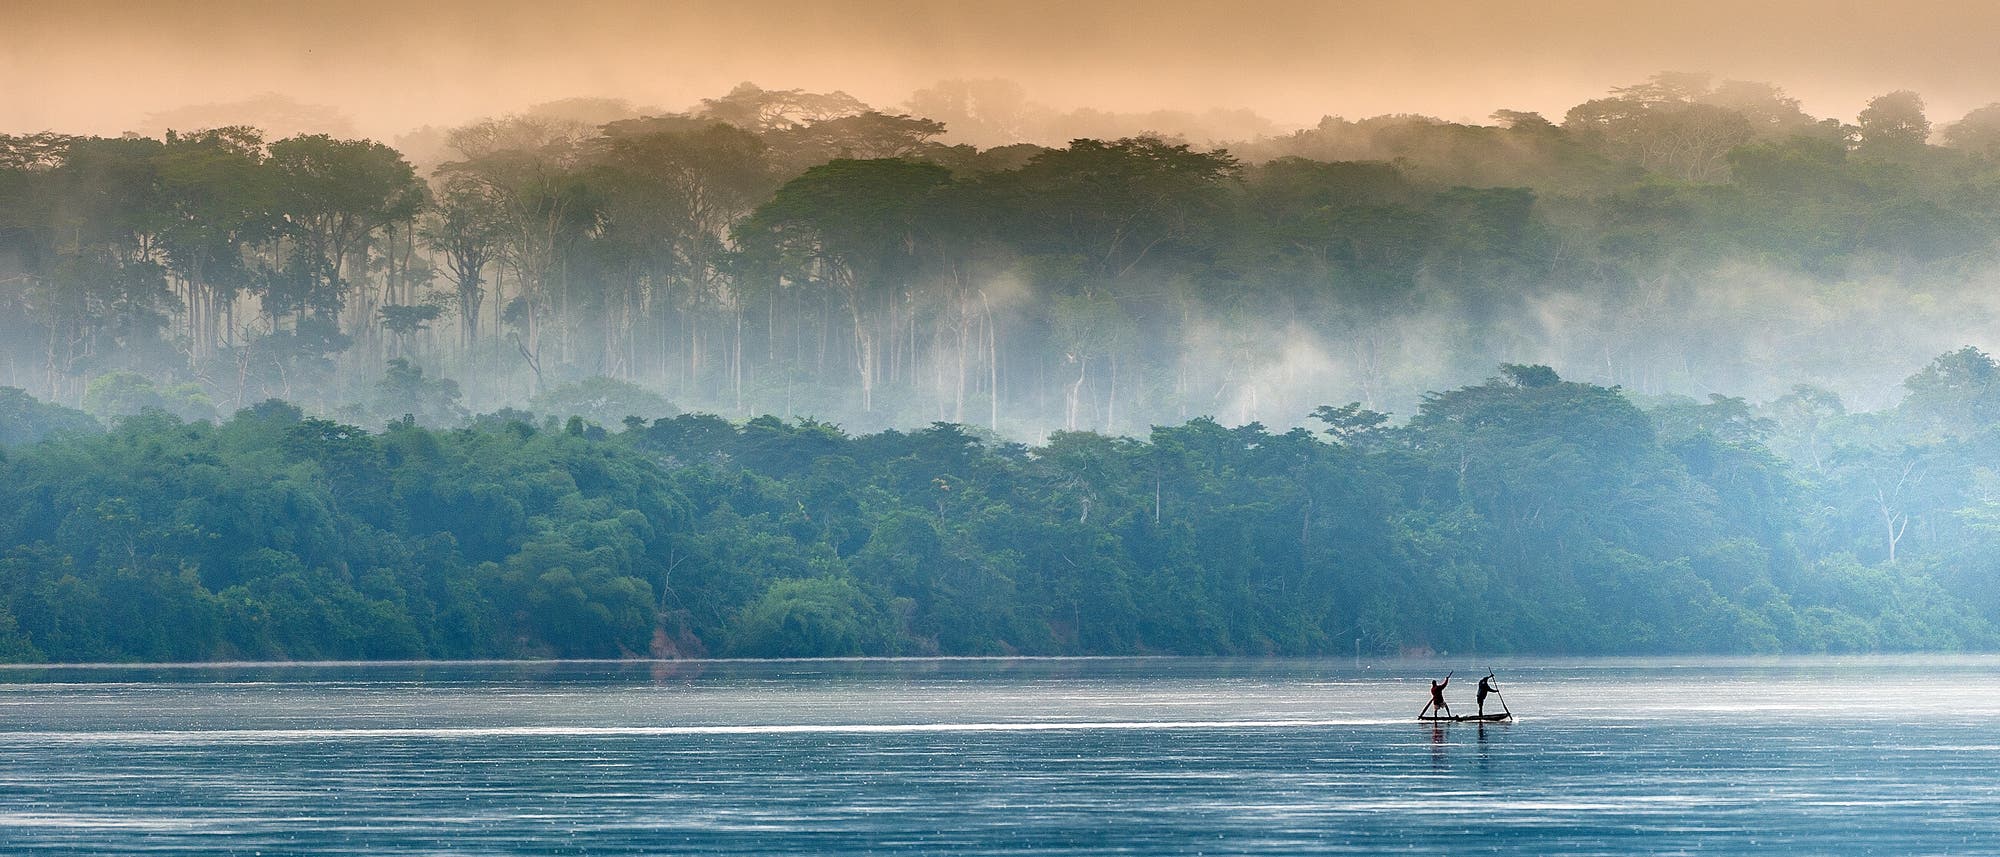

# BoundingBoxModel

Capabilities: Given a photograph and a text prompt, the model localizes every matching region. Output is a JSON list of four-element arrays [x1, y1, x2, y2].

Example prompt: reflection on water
[[0, 656, 1994, 855]]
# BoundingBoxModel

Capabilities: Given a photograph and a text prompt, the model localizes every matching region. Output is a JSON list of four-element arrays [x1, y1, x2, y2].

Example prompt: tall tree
[[1856, 90, 1931, 154], [736, 158, 953, 413]]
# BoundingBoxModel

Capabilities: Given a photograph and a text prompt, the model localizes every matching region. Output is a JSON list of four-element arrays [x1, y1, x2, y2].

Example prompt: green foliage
[[13, 77, 2000, 439], [82, 372, 217, 424], [1899, 347, 2000, 439], [370, 359, 466, 428], [528, 377, 677, 429], [21, 75, 2000, 659], [727, 577, 900, 657], [0, 387, 99, 446], [2, 354, 1995, 663], [0, 396, 678, 661], [1857, 91, 1931, 154]]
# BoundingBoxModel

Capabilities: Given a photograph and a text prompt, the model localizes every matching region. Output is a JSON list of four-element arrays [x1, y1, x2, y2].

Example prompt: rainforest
[[7, 75, 2000, 659]]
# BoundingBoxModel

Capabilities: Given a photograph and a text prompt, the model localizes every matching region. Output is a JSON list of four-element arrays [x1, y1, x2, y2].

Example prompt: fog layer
[[9, 74, 2000, 439]]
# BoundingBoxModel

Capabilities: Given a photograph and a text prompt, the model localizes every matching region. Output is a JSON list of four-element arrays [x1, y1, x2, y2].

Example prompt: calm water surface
[[0, 656, 1993, 854]]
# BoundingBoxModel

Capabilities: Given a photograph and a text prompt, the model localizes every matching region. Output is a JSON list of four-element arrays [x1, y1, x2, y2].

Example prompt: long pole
[[1485, 667, 1510, 717]]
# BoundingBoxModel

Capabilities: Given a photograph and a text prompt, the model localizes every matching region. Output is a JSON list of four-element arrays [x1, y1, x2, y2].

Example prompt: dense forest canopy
[[10, 75, 2000, 436], [9, 75, 2000, 660], [3, 344, 2000, 660]]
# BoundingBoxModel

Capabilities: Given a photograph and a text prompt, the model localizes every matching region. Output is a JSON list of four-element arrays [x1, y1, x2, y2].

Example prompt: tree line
[[10, 76, 2000, 435], [2, 345, 1999, 660]]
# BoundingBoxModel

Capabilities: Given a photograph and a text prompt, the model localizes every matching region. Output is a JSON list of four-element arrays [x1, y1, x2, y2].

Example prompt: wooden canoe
[[1417, 712, 1512, 722]]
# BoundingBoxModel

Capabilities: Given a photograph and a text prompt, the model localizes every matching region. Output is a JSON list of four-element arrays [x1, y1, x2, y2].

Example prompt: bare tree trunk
[[1107, 353, 1118, 434], [853, 311, 875, 413], [984, 293, 999, 431], [953, 293, 968, 424], [1065, 356, 1087, 432]]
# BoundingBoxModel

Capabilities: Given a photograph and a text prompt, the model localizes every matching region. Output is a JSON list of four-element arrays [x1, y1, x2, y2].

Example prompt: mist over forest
[[9, 73, 2000, 435], [12, 74, 2000, 658]]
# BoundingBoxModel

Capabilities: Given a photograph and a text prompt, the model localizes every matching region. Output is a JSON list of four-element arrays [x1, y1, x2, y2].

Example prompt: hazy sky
[[8, 0, 2000, 139]]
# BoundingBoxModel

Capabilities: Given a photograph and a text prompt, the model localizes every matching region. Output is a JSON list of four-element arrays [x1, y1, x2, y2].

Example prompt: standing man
[[1477, 673, 1498, 717], [1423, 672, 1452, 718]]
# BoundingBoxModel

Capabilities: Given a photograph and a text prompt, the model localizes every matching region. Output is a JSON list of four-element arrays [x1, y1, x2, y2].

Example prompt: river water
[[0, 656, 1991, 854]]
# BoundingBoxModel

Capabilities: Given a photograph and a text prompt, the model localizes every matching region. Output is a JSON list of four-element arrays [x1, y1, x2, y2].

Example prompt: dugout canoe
[[1416, 712, 1513, 722]]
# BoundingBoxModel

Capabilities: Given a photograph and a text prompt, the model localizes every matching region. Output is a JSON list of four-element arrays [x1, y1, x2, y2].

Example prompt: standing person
[[1477, 673, 1498, 717], [1423, 672, 1452, 718]]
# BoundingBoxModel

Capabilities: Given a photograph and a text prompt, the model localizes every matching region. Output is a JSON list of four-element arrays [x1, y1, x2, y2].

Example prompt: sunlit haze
[[11, 0, 2000, 138]]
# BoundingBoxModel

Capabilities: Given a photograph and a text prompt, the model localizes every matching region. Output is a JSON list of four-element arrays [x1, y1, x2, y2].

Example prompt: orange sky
[[7, 0, 1999, 139]]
